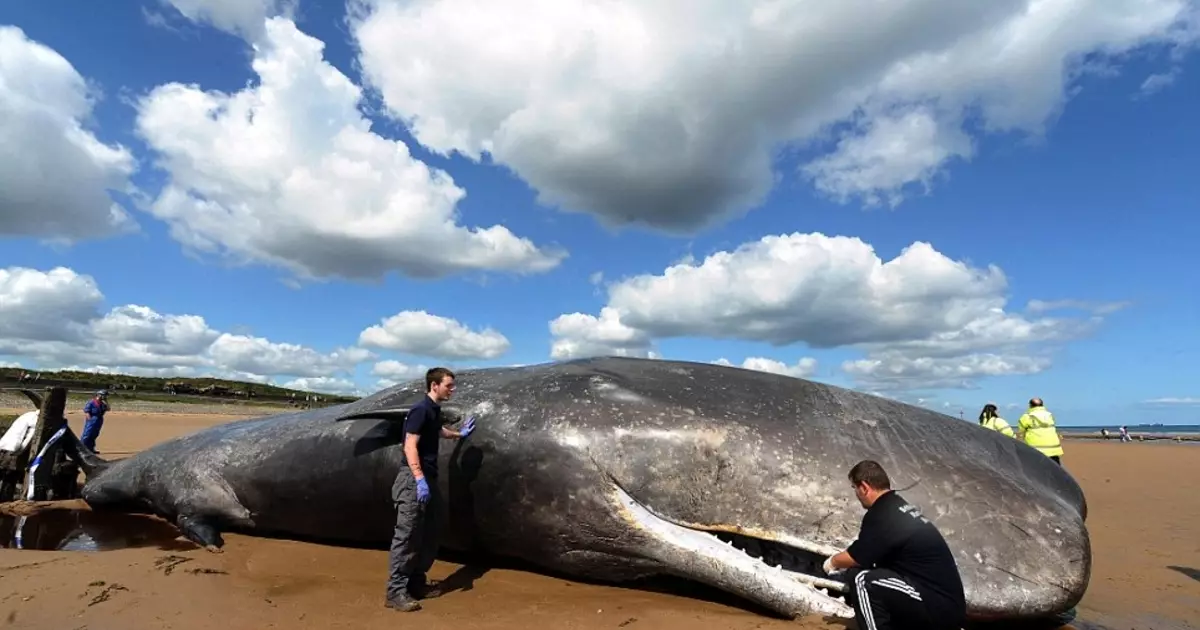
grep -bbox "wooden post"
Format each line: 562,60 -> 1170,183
19,386 -> 69,502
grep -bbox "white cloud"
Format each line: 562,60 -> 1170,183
206,335 -> 372,379
350,0 -> 1196,231
800,106 -> 974,207
714,357 -> 818,379
133,17 -> 565,283
549,232 -> 1114,391
372,360 -> 428,381
0,26 -> 137,241
1142,397 -> 1200,405
1026,299 -> 1131,315
549,307 -> 654,360
279,376 -> 361,397
359,311 -> 510,360
158,0 -> 293,39
370,359 -> 430,390
0,266 -> 374,387
1140,69 -> 1180,95
0,266 -> 103,343
842,353 -> 1050,392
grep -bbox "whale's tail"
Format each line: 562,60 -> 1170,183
56,426 -> 113,478
17,389 -> 113,478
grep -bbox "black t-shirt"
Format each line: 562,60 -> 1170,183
402,395 -> 443,478
847,491 -> 966,615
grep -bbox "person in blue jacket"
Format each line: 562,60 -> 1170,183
81,390 -> 109,452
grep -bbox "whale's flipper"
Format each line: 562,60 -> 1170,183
20,389 -> 43,410
177,513 -> 226,552
172,469 -> 256,552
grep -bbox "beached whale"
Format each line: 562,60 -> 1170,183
58,357 -> 1089,621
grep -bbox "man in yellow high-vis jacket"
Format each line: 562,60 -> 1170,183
1017,398 -> 1064,464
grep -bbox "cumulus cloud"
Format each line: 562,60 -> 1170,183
133,17 -> 565,283
359,311 -> 510,360
801,107 -> 974,207
350,0 -> 1196,231
714,357 -> 818,379
279,376 -> 361,397
370,359 -> 430,390
0,266 -> 374,386
549,307 -> 655,360
842,353 -> 1051,392
0,26 -> 137,240
157,0 -> 294,40
549,232 -> 1114,391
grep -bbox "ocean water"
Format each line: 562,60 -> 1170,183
1060,424 -> 1200,434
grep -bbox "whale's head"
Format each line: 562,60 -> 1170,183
440,358 -> 1090,621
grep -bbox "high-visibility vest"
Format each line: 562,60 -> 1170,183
1018,407 -> 1064,457
982,416 -> 1015,438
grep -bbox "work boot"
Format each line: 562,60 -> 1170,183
385,593 -> 422,612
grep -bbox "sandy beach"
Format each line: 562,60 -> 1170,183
1,407 -> 1197,630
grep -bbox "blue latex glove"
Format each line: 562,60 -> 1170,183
416,477 -> 430,504
459,416 -> 476,438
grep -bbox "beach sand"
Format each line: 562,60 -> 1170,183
1,409 -> 1197,630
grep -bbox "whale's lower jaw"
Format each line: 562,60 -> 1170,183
611,485 -> 854,619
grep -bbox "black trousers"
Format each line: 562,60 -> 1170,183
385,470 -> 442,600
843,568 -> 957,630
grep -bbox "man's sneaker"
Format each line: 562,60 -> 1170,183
385,593 -> 422,612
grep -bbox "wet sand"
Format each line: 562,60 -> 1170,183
1,409 -> 1197,630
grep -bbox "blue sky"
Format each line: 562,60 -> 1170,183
1,0 -> 1197,426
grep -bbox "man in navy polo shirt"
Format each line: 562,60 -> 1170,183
385,367 -> 475,612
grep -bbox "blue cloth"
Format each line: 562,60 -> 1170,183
81,398 -> 108,451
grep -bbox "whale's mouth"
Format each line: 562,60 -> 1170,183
613,485 -> 853,618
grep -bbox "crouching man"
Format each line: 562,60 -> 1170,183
822,460 -> 967,630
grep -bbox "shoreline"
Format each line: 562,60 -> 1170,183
1059,429 -> 1200,443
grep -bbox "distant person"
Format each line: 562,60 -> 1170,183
81,390 -> 109,453
822,460 -> 967,630
385,367 -> 476,612
978,403 -> 1015,438
1016,397 -> 1064,465
1120,425 -> 1131,443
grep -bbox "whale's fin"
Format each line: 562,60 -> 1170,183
334,406 -> 411,422
20,388 -> 43,410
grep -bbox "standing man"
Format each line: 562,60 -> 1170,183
822,460 -> 967,630
1016,397 -> 1064,465
386,367 -> 476,612
81,390 -> 109,453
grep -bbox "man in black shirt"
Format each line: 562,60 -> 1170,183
822,460 -> 967,630
385,367 -> 476,612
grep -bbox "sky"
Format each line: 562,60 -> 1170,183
1,0 -> 1197,427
